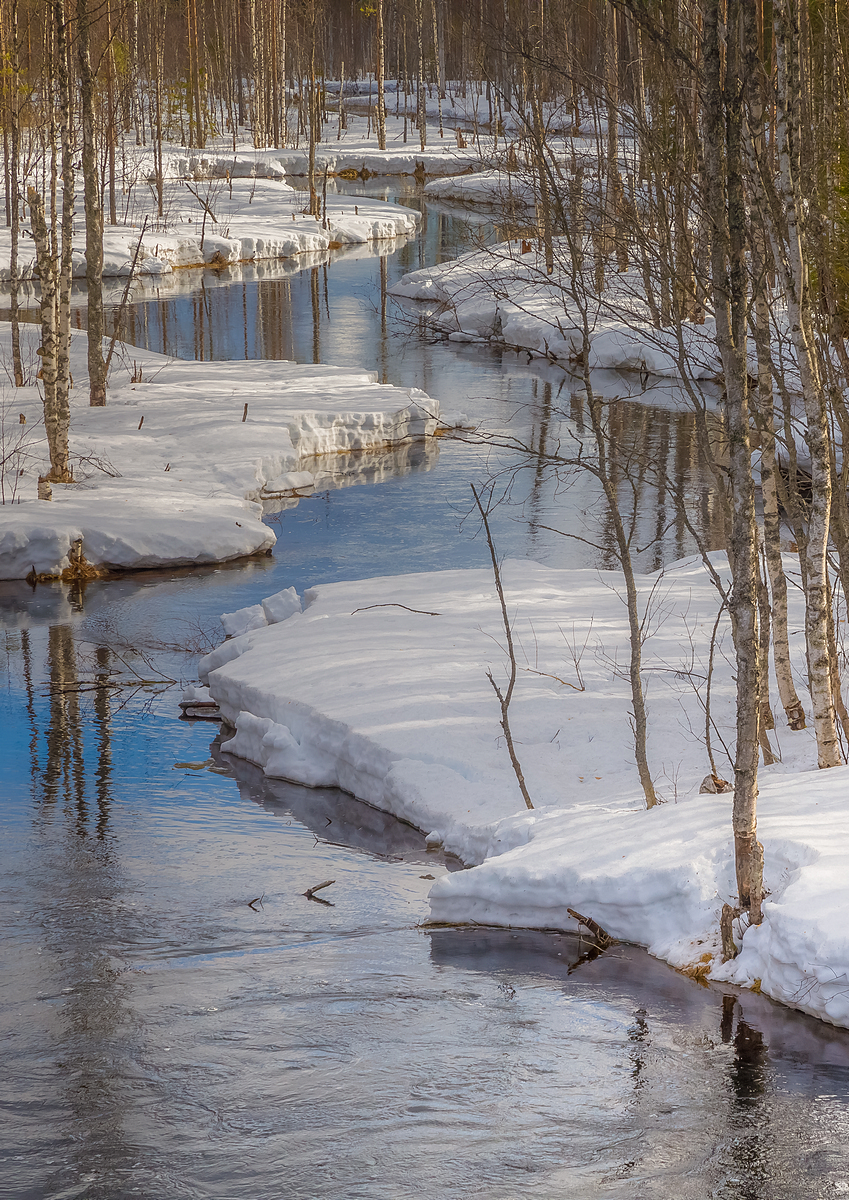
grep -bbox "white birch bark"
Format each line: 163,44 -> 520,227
773,0 -> 842,768
702,0 -> 763,922
28,188 -> 70,483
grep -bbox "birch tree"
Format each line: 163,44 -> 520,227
701,0 -> 763,922
77,0 -> 107,407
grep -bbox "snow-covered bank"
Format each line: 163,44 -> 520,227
0,327 -> 439,579
392,240 -> 723,380
0,114 -> 492,282
197,555 -> 849,1029
423,170 -> 536,207
0,176 -> 419,282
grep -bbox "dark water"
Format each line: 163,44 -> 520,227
5,184 -> 846,1200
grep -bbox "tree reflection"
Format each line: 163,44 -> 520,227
5,617 -> 136,1195
628,1007 -> 650,1092
24,623 -> 115,841
719,995 -> 771,1200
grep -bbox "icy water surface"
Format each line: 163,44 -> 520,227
5,183 -> 846,1200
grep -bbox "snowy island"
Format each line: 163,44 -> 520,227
195,556 -> 849,1032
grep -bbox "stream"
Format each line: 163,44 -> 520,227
3,182 -> 849,1199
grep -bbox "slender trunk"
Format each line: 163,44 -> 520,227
744,26 -> 807,732
376,0 -> 386,150
308,17 -> 319,217
29,188 -> 70,483
416,0 -> 426,150
107,0 -> 117,224
9,0 -> 22,387
77,0 -> 107,406
532,86 -> 553,274
604,2 -> 623,274
586,387 -> 657,808
430,0 -> 443,136
703,0 -> 763,923
773,0 -> 841,767
55,0 -> 74,414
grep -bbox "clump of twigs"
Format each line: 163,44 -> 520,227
26,537 -> 108,584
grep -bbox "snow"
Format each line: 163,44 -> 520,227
424,170 -> 536,207
0,324 -> 440,579
0,173 -> 419,282
197,553 -> 849,1030
0,114 -> 490,283
391,239 -> 724,380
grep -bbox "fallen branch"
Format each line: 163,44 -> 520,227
567,907 -> 615,949
351,603 -> 440,616
248,894 -> 265,911
304,879 -> 335,905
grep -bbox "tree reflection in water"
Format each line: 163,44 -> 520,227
717,993 -> 772,1200
25,622 -> 114,840
5,614 -> 142,1198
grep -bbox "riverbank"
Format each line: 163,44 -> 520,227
197,554 -> 849,1031
0,325 -> 440,579
0,175 -> 420,282
0,113 -> 492,282
391,238 -> 724,380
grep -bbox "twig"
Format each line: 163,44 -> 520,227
304,879 -> 335,904
105,217 -> 149,377
183,180 -> 218,221
522,665 -> 585,690
248,894 -> 265,911
351,603 -> 441,616
471,482 -> 534,810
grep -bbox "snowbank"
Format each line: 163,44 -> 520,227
0,326 -> 439,579
0,114 -> 494,282
392,240 -> 723,380
198,554 -> 849,1029
424,170 -> 536,207
0,175 -> 419,282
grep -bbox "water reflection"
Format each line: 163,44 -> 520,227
8,623 -> 115,840
215,741 -> 462,869
261,439 -> 440,513
7,621 -> 849,1197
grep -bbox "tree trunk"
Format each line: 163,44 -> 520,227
28,188 -> 71,484
55,0 -> 74,413
772,0 -> 842,768
77,0 -> 107,407
702,0 -> 763,923
8,0 -> 22,387
376,0 -> 386,150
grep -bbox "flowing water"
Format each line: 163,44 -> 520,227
4,183 -> 849,1199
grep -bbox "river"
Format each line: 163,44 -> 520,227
3,183 -> 849,1199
